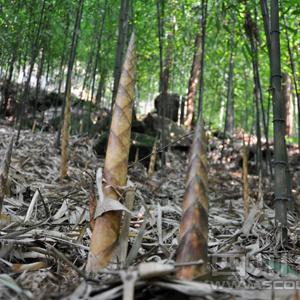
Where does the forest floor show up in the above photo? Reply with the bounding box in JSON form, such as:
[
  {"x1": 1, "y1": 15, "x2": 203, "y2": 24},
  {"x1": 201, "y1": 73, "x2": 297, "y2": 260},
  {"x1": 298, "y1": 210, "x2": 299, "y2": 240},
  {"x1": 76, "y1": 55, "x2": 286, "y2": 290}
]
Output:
[{"x1": 0, "y1": 123, "x2": 300, "y2": 299}]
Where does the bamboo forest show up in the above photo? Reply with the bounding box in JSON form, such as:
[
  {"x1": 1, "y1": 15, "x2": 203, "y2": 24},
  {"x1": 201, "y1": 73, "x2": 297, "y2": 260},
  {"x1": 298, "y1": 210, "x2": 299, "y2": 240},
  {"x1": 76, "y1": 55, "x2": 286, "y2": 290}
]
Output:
[{"x1": 0, "y1": 0, "x2": 300, "y2": 299}]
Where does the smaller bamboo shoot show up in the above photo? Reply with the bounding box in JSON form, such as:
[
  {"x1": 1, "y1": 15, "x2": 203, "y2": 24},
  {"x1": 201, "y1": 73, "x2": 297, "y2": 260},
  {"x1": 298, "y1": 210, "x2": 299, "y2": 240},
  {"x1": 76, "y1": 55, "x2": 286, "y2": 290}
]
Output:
[
  {"x1": 0, "y1": 136, "x2": 14, "y2": 213},
  {"x1": 176, "y1": 115, "x2": 208, "y2": 279}
]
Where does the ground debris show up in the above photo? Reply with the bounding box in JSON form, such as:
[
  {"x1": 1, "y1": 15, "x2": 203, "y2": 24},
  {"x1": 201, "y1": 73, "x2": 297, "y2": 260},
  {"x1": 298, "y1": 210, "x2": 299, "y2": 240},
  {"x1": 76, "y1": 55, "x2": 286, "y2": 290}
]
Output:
[{"x1": 0, "y1": 125, "x2": 299, "y2": 299}]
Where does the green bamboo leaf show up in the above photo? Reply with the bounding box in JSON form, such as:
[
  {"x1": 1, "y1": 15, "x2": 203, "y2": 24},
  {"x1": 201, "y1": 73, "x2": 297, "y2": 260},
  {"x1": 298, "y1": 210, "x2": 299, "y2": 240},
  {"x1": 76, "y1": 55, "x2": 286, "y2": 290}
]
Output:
[
  {"x1": 223, "y1": 24, "x2": 231, "y2": 34},
  {"x1": 282, "y1": 24, "x2": 298, "y2": 34},
  {"x1": 216, "y1": 18, "x2": 220, "y2": 32},
  {"x1": 263, "y1": 258, "x2": 299, "y2": 277},
  {"x1": 124, "y1": 213, "x2": 148, "y2": 268},
  {"x1": 0, "y1": 275, "x2": 34, "y2": 299},
  {"x1": 242, "y1": 45, "x2": 251, "y2": 68},
  {"x1": 244, "y1": 41, "x2": 252, "y2": 58}
]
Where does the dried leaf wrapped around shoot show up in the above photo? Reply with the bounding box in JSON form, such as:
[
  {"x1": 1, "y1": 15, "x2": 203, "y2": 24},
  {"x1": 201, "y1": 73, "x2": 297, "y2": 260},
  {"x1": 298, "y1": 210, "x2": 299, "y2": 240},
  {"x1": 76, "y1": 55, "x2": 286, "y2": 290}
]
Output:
[
  {"x1": 0, "y1": 136, "x2": 14, "y2": 213},
  {"x1": 89, "y1": 183, "x2": 97, "y2": 229},
  {"x1": 176, "y1": 116, "x2": 208, "y2": 279},
  {"x1": 86, "y1": 33, "x2": 134, "y2": 272}
]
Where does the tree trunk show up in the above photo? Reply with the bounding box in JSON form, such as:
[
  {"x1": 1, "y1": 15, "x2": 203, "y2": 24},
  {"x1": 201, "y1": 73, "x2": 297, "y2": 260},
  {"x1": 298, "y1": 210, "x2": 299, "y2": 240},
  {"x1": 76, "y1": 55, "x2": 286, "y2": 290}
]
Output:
[
  {"x1": 0, "y1": 27, "x2": 8, "y2": 87},
  {"x1": 0, "y1": 25, "x2": 10, "y2": 115},
  {"x1": 163, "y1": 44, "x2": 172, "y2": 117},
  {"x1": 259, "y1": 0, "x2": 271, "y2": 62},
  {"x1": 271, "y1": 0, "x2": 287, "y2": 241},
  {"x1": 225, "y1": 81, "x2": 234, "y2": 135},
  {"x1": 78, "y1": 0, "x2": 101, "y2": 125},
  {"x1": 59, "y1": 73, "x2": 71, "y2": 180},
  {"x1": 259, "y1": 0, "x2": 274, "y2": 177},
  {"x1": 185, "y1": 33, "x2": 201, "y2": 130},
  {"x1": 89, "y1": 0, "x2": 107, "y2": 127},
  {"x1": 96, "y1": 68, "x2": 107, "y2": 106},
  {"x1": 198, "y1": 0, "x2": 208, "y2": 115},
  {"x1": 253, "y1": 3, "x2": 273, "y2": 176},
  {"x1": 55, "y1": 0, "x2": 84, "y2": 148},
  {"x1": 119, "y1": 0, "x2": 130, "y2": 79},
  {"x1": 284, "y1": 139, "x2": 294, "y2": 211},
  {"x1": 111, "y1": 0, "x2": 130, "y2": 111},
  {"x1": 178, "y1": 49, "x2": 186, "y2": 125},
  {"x1": 34, "y1": 46, "x2": 45, "y2": 120},
  {"x1": 245, "y1": 2, "x2": 273, "y2": 176},
  {"x1": 16, "y1": 0, "x2": 46, "y2": 145},
  {"x1": 157, "y1": 0, "x2": 165, "y2": 171},
  {"x1": 1, "y1": 47, "x2": 18, "y2": 117},
  {"x1": 282, "y1": 71, "x2": 293, "y2": 138},
  {"x1": 281, "y1": 2, "x2": 300, "y2": 147},
  {"x1": 54, "y1": 15, "x2": 69, "y2": 120},
  {"x1": 243, "y1": 69, "x2": 250, "y2": 132},
  {"x1": 221, "y1": 16, "x2": 236, "y2": 162},
  {"x1": 245, "y1": 8, "x2": 263, "y2": 175},
  {"x1": 41, "y1": 49, "x2": 51, "y2": 123}
]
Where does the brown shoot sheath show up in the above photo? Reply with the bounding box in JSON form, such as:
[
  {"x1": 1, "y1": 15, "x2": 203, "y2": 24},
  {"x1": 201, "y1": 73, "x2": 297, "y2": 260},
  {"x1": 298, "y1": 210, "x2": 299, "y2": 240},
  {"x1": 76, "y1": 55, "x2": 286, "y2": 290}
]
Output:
[
  {"x1": 86, "y1": 33, "x2": 134, "y2": 272},
  {"x1": 176, "y1": 116, "x2": 208, "y2": 279}
]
